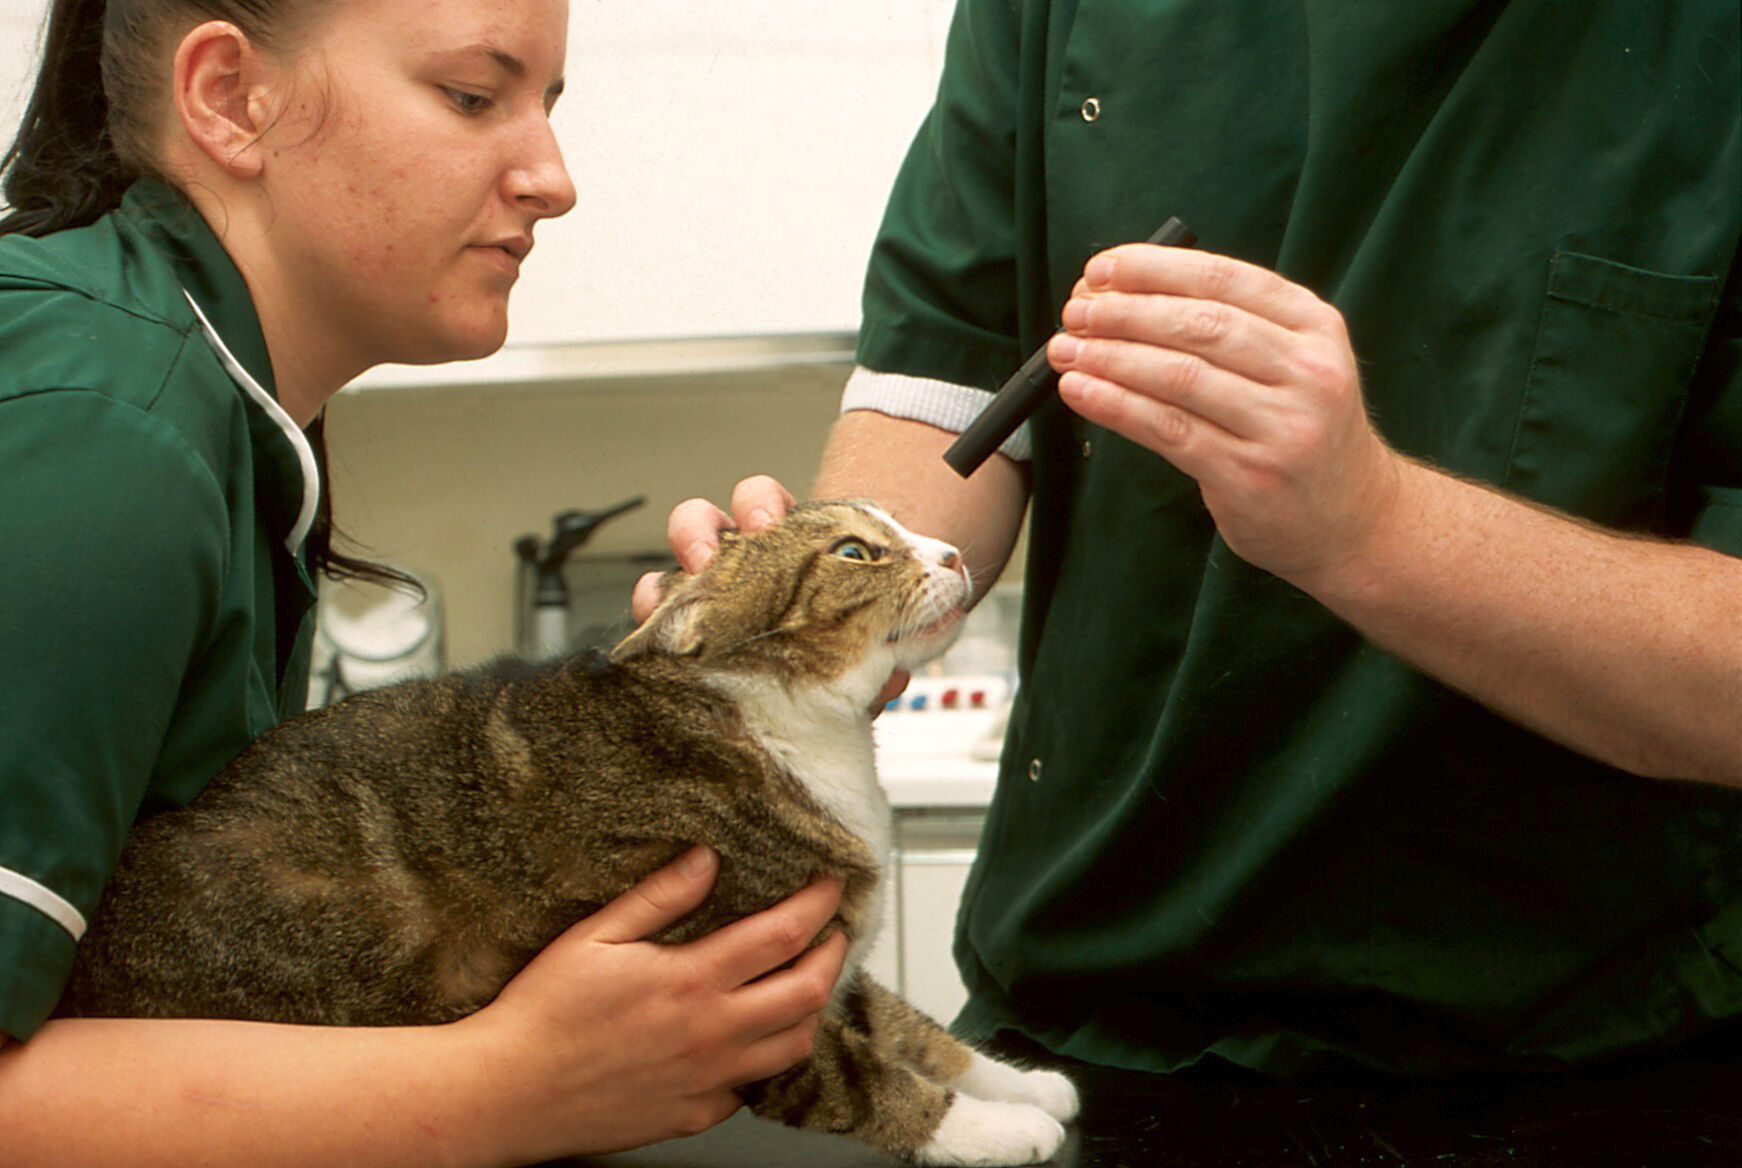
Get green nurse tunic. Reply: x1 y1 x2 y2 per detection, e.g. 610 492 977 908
0 180 318 1039
850 0 1742 1076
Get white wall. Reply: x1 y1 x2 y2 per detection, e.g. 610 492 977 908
0 4 48 140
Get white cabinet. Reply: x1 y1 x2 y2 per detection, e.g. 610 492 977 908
865 809 984 1026
867 698 1003 1024
893 811 983 1024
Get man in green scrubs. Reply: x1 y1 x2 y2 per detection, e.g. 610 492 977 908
823 1 1742 1076
0 180 318 1040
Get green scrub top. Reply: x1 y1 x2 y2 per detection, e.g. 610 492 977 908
857 0 1742 1076
0 180 318 1039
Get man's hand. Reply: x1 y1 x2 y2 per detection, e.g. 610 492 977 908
631 476 796 621
633 475 910 710
1047 244 1403 588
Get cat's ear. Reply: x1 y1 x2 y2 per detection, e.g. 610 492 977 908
610 572 707 661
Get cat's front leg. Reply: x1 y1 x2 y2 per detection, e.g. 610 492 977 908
941 1047 1080 1125
847 974 1079 1124
744 982 1066 1165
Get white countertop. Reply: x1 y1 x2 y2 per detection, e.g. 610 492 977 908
873 707 1004 809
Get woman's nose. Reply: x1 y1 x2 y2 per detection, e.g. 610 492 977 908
511 116 578 219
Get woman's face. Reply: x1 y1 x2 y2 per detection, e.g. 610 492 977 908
253 0 576 373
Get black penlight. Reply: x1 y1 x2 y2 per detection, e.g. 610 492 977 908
941 217 1197 478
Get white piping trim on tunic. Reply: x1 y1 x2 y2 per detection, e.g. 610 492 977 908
182 290 320 553
0 865 86 940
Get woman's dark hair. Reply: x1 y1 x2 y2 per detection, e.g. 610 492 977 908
0 0 123 237
304 415 426 596
2 0 412 593
1 1 302 238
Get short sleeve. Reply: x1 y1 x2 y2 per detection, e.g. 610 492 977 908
1678 247 1742 556
855 0 1028 393
0 390 226 1038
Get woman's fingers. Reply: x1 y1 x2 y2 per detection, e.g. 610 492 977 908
580 846 718 945
695 876 845 990
720 931 849 1085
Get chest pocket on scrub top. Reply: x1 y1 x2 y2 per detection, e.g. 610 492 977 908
1501 249 1723 529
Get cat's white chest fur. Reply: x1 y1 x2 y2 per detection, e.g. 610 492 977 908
675 503 970 984
712 673 895 971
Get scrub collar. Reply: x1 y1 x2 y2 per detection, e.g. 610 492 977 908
118 180 319 556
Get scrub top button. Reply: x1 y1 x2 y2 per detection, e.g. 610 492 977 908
1028 758 1044 782
1080 96 1102 122
1080 438 1093 458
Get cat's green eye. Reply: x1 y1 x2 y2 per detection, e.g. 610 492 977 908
832 538 878 562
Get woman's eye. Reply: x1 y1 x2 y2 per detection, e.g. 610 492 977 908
443 87 493 116
833 539 876 562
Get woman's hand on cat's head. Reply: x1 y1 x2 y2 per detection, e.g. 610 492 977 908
633 476 799 622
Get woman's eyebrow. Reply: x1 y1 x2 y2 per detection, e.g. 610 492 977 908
478 45 526 77
430 43 565 99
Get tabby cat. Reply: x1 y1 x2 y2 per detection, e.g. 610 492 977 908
57 500 1077 1166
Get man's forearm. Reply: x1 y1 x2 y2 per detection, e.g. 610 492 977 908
1296 457 1742 787
813 410 1030 605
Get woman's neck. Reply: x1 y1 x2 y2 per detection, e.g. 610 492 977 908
180 183 365 428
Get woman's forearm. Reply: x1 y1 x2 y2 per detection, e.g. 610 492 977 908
0 1019 499 1168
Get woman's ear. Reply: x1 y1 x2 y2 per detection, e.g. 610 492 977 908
170 21 274 179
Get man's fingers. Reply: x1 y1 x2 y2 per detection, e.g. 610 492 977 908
1085 244 1332 333
663 478 796 578
730 475 796 533
667 498 736 573
872 669 911 715
583 846 718 944
630 571 666 623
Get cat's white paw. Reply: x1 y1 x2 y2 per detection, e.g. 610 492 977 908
915 1095 1066 1167
947 1051 1080 1122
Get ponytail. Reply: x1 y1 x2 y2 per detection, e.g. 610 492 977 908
0 0 133 238
3 0 413 595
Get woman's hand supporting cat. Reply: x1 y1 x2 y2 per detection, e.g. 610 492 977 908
454 844 849 1162
0 847 846 1167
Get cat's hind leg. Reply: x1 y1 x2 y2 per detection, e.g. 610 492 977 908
846 973 1079 1124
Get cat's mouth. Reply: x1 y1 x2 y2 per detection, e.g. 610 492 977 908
886 606 964 645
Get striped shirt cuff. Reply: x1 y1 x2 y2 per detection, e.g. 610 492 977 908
840 367 1033 464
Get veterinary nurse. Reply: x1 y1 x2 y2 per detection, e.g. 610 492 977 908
0 1 846 1163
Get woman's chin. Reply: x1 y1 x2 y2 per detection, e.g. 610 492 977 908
392 319 510 368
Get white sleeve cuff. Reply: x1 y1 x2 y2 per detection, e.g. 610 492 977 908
840 367 1033 463
0 865 86 940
